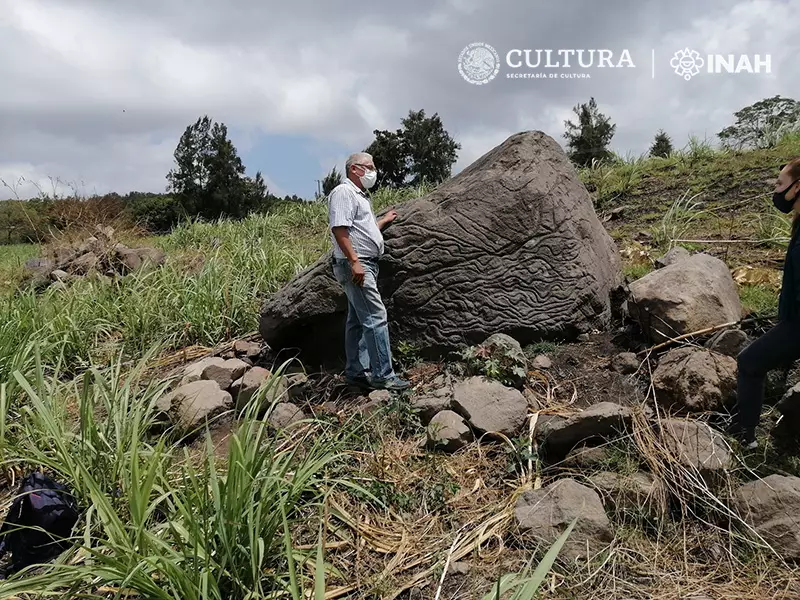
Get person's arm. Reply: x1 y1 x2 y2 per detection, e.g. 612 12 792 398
332 227 365 286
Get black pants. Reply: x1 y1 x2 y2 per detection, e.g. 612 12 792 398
736 320 800 429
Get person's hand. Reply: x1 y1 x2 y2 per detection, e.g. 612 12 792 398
383 210 398 224
351 260 365 286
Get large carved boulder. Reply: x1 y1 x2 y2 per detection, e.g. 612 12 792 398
259 131 623 365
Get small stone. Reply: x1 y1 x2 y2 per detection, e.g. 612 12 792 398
609 206 625 220
115 247 143 272
268 402 305 429
589 471 667 522
735 474 800 561
136 247 166 268
411 394 452 425
50 269 69 282
202 358 249 390
652 348 737 414
660 419 732 483
611 352 639 375
357 397 383 417
452 377 528 437
230 367 271 409
577 333 590 342
481 333 527 365
705 328 749 358
447 561 471 576
181 357 227 386
368 389 392 403
157 380 232 436
532 355 552 370
536 402 633 458
234 340 262 358
427 410 473 452
515 478 612 559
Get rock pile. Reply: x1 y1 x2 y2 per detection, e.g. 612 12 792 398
157 339 306 437
22 225 166 291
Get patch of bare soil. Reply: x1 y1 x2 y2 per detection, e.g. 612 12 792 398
546 331 648 409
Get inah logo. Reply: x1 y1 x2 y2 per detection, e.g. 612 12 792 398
670 48 704 81
458 42 500 85
670 48 771 80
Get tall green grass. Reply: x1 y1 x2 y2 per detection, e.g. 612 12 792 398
0 187 428 381
0 349 354 598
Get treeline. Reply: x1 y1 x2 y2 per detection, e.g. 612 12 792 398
0 189 307 244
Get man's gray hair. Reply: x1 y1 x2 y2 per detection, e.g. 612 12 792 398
345 152 373 174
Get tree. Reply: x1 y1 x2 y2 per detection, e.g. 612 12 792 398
649 129 673 158
364 109 460 188
718 96 800 150
563 97 616 167
401 109 461 186
167 116 269 220
365 129 409 188
321 166 343 197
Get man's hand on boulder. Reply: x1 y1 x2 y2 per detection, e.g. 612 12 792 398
379 210 398 230
351 260 365 286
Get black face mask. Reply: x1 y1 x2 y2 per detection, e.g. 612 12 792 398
773 178 800 214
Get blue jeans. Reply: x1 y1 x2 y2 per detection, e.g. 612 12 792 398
332 257 396 383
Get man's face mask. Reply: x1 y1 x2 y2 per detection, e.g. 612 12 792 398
773 164 800 214
357 166 377 189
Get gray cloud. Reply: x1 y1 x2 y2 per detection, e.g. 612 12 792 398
0 0 796 199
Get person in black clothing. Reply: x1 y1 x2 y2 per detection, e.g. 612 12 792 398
728 158 800 449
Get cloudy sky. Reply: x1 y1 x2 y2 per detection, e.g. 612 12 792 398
0 0 796 200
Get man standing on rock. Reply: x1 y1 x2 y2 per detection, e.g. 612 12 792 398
327 152 411 391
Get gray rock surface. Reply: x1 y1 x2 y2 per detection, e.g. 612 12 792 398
562 445 611 470
481 333 527 365
735 474 800 560
629 253 743 343
532 355 552 370
659 419 732 481
268 402 305 429
181 357 227 386
427 410 473 452
452 376 529 437
515 478 613 559
259 131 623 365
156 380 232 435
655 246 690 269
411 391 452 425
230 366 271 409
536 402 633 458
705 328 749 357
652 348 737 413
202 358 249 390
589 471 667 522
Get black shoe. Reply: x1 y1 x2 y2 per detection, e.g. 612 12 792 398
725 421 758 450
370 376 411 391
344 375 372 390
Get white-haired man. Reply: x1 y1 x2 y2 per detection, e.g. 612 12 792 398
328 152 410 391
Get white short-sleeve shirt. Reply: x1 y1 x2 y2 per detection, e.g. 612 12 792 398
328 178 384 259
